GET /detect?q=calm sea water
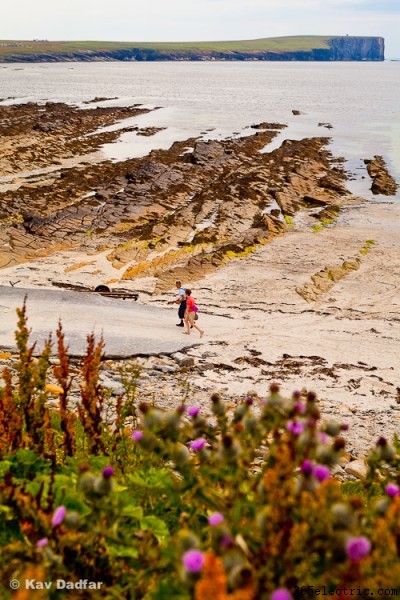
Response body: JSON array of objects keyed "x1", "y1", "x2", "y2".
[{"x1": 1, "y1": 62, "x2": 399, "y2": 197}]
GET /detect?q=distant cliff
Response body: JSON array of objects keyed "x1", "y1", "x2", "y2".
[
  {"x1": 328, "y1": 37, "x2": 384, "y2": 61},
  {"x1": 0, "y1": 36, "x2": 384, "y2": 62}
]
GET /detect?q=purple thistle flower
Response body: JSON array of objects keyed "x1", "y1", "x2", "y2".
[
  {"x1": 346, "y1": 536, "x2": 371, "y2": 561},
  {"x1": 286, "y1": 420, "x2": 304, "y2": 436},
  {"x1": 386, "y1": 483, "x2": 400, "y2": 497},
  {"x1": 221, "y1": 534, "x2": 234, "y2": 548},
  {"x1": 102, "y1": 466, "x2": 114, "y2": 479},
  {"x1": 300, "y1": 460, "x2": 313, "y2": 477},
  {"x1": 314, "y1": 464, "x2": 330, "y2": 482},
  {"x1": 319, "y1": 432, "x2": 328, "y2": 444},
  {"x1": 294, "y1": 402, "x2": 306, "y2": 415},
  {"x1": 190, "y1": 437, "x2": 206, "y2": 451},
  {"x1": 51, "y1": 505, "x2": 67, "y2": 527},
  {"x1": 182, "y1": 549, "x2": 205, "y2": 572},
  {"x1": 208, "y1": 512, "x2": 224, "y2": 526},
  {"x1": 271, "y1": 589, "x2": 293, "y2": 600},
  {"x1": 37, "y1": 538, "x2": 48, "y2": 548},
  {"x1": 188, "y1": 406, "x2": 200, "y2": 417},
  {"x1": 132, "y1": 430, "x2": 143, "y2": 441}
]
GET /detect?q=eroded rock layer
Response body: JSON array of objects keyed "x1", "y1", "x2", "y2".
[
  {"x1": 0, "y1": 103, "x2": 350, "y2": 287},
  {"x1": 364, "y1": 155, "x2": 398, "y2": 196}
]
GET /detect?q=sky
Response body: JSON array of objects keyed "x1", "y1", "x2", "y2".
[{"x1": 3, "y1": 0, "x2": 400, "y2": 57}]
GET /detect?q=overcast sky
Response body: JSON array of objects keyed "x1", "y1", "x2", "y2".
[{"x1": 3, "y1": 0, "x2": 400, "y2": 57}]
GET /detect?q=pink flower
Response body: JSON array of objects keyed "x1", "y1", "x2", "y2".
[
  {"x1": 314, "y1": 464, "x2": 330, "y2": 482},
  {"x1": 286, "y1": 420, "x2": 304, "y2": 435},
  {"x1": 51, "y1": 505, "x2": 66, "y2": 527},
  {"x1": 319, "y1": 432, "x2": 328, "y2": 444},
  {"x1": 300, "y1": 460, "x2": 313, "y2": 477},
  {"x1": 271, "y1": 589, "x2": 293, "y2": 600},
  {"x1": 221, "y1": 534, "x2": 234, "y2": 548},
  {"x1": 37, "y1": 538, "x2": 48, "y2": 548},
  {"x1": 102, "y1": 466, "x2": 114, "y2": 479},
  {"x1": 190, "y1": 438, "x2": 206, "y2": 451},
  {"x1": 208, "y1": 512, "x2": 224, "y2": 526},
  {"x1": 385, "y1": 483, "x2": 400, "y2": 497},
  {"x1": 294, "y1": 402, "x2": 306, "y2": 415},
  {"x1": 182, "y1": 549, "x2": 204, "y2": 572},
  {"x1": 132, "y1": 430, "x2": 143, "y2": 441},
  {"x1": 188, "y1": 406, "x2": 200, "y2": 417},
  {"x1": 346, "y1": 536, "x2": 371, "y2": 561}
]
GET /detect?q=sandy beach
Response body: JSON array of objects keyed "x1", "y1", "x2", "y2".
[{"x1": 0, "y1": 99, "x2": 399, "y2": 454}]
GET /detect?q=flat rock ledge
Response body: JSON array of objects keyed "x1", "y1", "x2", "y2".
[{"x1": 0, "y1": 286, "x2": 233, "y2": 357}]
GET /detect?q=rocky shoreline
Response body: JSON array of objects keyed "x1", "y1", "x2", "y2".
[{"x1": 0, "y1": 100, "x2": 399, "y2": 457}]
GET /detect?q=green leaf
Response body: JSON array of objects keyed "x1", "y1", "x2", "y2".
[
  {"x1": 140, "y1": 516, "x2": 169, "y2": 543},
  {"x1": 128, "y1": 468, "x2": 172, "y2": 490},
  {"x1": 121, "y1": 505, "x2": 143, "y2": 520},
  {"x1": 0, "y1": 461, "x2": 12, "y2": 477},
  {"x1": 0, "y1": 505, "x2": 12, "y2": 516},
  {"x1": 109, "y1": 545, "x2": 139, "y2": 559},
  {"x1": 113, "y1": 482, "x2": 128, "y2": 493}
]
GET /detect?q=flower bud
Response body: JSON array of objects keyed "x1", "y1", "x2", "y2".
[
  {"x1": 144, "y1": 409, "x2": 164, "y2": 429},
  {"x1": 316, "y1": 445, "x2": 337, "y2": 466},
  {"x1": 243, "y1": 413, "x2": 258, "y2": 432},
  {"x1": 211, "y1": 394, "x2": 226, "y2": 416},
  {"x1": 307, "y1": 391, "x2": 317, "y2": 403},
  {"x1": 172, "y1": 443, "x2": 190, "y2": 467},
  {"x1": 177, "y1": 529, "x2": 199, "y2": 552},
  {"x1": 325, "y1": 420, "x2": 341, "y2": 437},
  {"x1": 234, "y1": 404, "x2": 248, "y2": 422},
  {"x1": 94, "y1": 474, "x2": 113, "y2": 496},
  {"x1": 78, "y1": 472, "x2": 96, "y2": 495},
  {"x1": 265, "y1": 385, "x2": 284, "y2": 408},
  {"x1": 139, "y1": 431, "x2": 158, "y2": 451},
  {"x1": 378, "y1": 443, "x2": 395, "y2": 461},
  {"x1": 333, "y1": 437, "x2": 346, "y2": 452},
  {"x1": 164, "y1": 411, "x2": 181, "y2": 429},
  {"x1": 64, "y1": 511, "x2": 80, "y2": 529},
  {"x1": 331, "y1": 503, "x2": 355, "y2": 529},
  {"x1": 374, "y1": 497, "x2": 390, "y2": 515},
  {"x1": 218, "y1": 435, "x2": 241, "y2": 462}
]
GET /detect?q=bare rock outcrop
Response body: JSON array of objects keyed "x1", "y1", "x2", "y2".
[
  {"x1": 0, "y1": 102, "x2": 350, "y2": 287},
  {"x1": 364, "y1": 155, "x2": 398, "y2": 195}
]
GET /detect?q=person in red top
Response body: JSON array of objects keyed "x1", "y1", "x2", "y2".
[{"x1": 184, "y1": 289, "x2": 204, "y2": 338}]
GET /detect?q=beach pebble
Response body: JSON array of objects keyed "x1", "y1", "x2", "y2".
[{"x1": 344, "y1": 459, "x2": 368, "y2": 480}]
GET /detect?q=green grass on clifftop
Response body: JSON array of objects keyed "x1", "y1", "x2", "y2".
[{"x1": 0, "y1": 35, "x2": 337, "y2": 58}]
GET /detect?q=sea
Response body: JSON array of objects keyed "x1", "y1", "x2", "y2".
[{"x1": 0, "y1": 61, "x2": 399, "y2": 199}]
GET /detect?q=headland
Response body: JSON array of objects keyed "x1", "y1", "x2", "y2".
[{"x1": 0, "y1": 35, "x2": 384, "y2": 62}]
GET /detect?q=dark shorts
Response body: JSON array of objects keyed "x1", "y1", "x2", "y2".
[{"x1": 178, "y1": 300, "x2": 186, "y2": 319}]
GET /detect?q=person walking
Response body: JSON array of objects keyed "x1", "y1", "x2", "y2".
[
  {"x1": 175, "y1": 280, "x2": 186, "y2": 327},
  {"x1": 184, "y1": 289, "x2": 204, "y2": 338}
]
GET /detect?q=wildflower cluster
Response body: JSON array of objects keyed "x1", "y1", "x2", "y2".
[{"x1": 0, "y1": 309, "x2": 399, "y2": 598}]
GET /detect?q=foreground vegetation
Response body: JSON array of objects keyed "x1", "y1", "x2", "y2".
[{"x1": 0, "y1": 305, "x2": 399, "y2": 598}]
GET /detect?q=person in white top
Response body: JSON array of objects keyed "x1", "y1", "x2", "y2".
[{"x1": 175, "y1": 280, "x2": 186, "y2": 327}]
